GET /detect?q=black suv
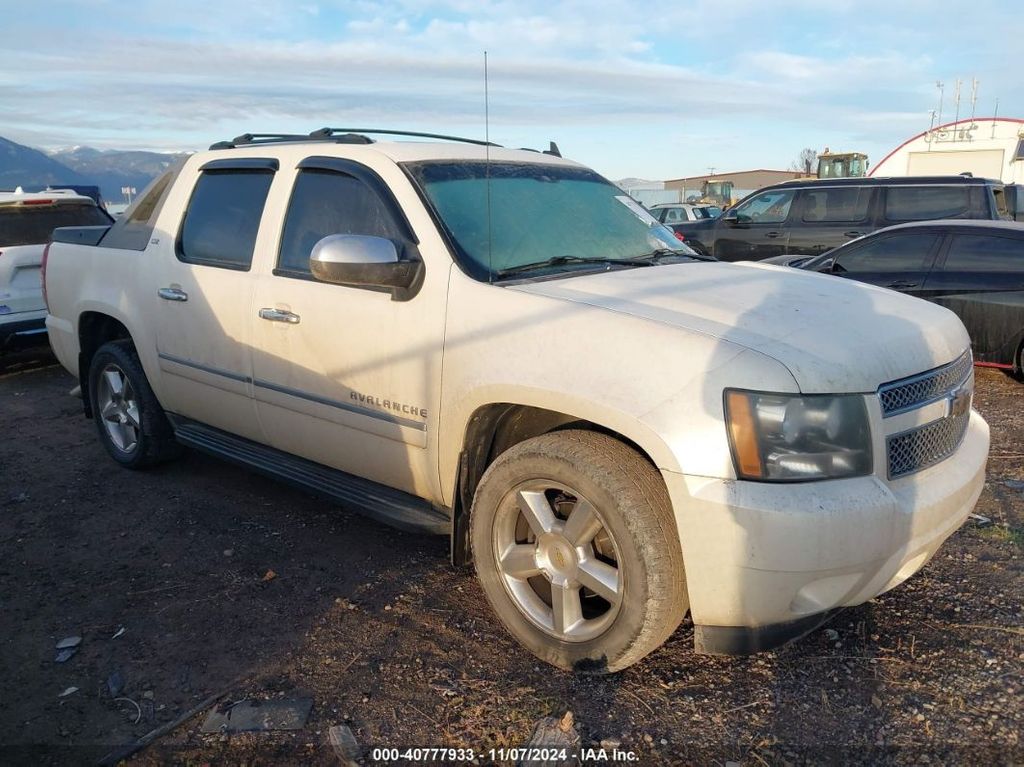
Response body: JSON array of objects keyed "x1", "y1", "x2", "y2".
[{"x1": 671, "y1": 176, "x2": 1010, "y2": 261}]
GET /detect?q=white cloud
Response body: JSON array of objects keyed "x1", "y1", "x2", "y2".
[{"x1": 0, "y1": 0, "x2": 1021, "y2": 178}]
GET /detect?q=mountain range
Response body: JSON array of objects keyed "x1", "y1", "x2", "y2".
[{"x1": 0, "y1": 136, "x2": 186, "y2": 204}]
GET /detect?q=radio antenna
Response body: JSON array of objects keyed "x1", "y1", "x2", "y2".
[{"x1": 484, "y1": 51, "x2": 494, "y2": 282}]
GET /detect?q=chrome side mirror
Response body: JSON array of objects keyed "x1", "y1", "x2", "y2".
[{"x1": 309, "y1": 235, "x2": 422, "y2": 297}]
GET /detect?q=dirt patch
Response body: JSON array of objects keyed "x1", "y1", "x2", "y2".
[{"x1": 0, "y1": 350, "x2": 1020, "y2": 765}]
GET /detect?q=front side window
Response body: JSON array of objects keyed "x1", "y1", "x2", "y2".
[
  {"x1": 732, "y1": 189, "x2": 795, "y2": 224},
  {"x1": 885, "y1": 186, "x2": 970, "y2": 221},
  {"x1": 801, "y1": 187, "x2": 872, "y2": 223},
  {"x1": 277, "y1": 169, "x2": 404, "y2": 275},
  {"x1": 944, "y1": 233, "x2": 1024, "y2": 273},
  {"x1": 178, "y1": 170, "x2": 273, "y2": 270},
  {"x1": 404, "y1": 161, "x2": 690, "y2": 280},
  {"x1": 833, "y1": 233, "x2": 939, "y2": 273}
]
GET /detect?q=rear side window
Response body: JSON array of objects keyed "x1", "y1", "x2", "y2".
[
  {"x1": 834, "y1": 233, "x2": 939, "y2": 273},
  {"x1": 943, "y1": 234, "x2": 1024, "y2": 273},
  {"x1": 661, "y1": 207, "x2": 688, "y2": 223},
  {"x1": 801, "y1": 187, "x2": 872, "y2": 223},
  {"x1": 885, "y1": 186, "x2": 970, "y2": 221},
  {"x1": 277, "y1": 169, "x2": 404, "y2": 276},
  {"x1": 102, "y1": 158, "x2": 185, "y2": 251},
  {"x1": 0, "y1": 203, "x2": 110, "y2": 247},
  {"x1": 178, "y1": 170, "x2": 273, "y2": 270}
]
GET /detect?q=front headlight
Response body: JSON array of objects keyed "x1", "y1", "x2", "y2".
[{"x1": 724, "y1": 389, "x2": 872, "y2": 481}]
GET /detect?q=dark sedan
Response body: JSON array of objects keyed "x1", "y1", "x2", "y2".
[{"x1": 763, "y1": 220, "x2": 1024, "y2": 375}]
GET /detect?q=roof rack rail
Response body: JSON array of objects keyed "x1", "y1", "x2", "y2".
[
  {"x1": 308, "y1": 128, "x2": 500, "y2": 147},
  {"x1": 209, "y1": 133, "x2": 315, "y2": 150},
  {"x1": 208, "y1": 128, "x2": 532, "y2": 151}
]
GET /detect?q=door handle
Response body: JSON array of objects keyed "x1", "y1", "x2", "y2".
[
  {"x1": 765, "y1": 231, "x2": 782, "y2": 239},
  {"x1": 844, "y1": 231, "x2": 864, "y2": 238},
  {"x1": 886, "y1": 281, "x2": 917, "y2": 290},
  {"x1": 259, "y1": 308, "x2": 300, "y2": 324},
  {"x1": 157, "y1": 287, "x2": 188, "y2": 302}
]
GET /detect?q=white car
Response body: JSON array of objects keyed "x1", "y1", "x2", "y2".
[
  {"x1": 0, "y1": 188, "x2": 111, "y2": 350},
  {"x1": 42, "y1": 130, "x2": 989, "y2": 671},
  {"x1": 649, "y1": 202, "x2": 721, "y2": 224}
]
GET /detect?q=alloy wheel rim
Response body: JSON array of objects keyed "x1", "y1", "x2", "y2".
[
  {"x1": 97, "y1": 363, "x2": 140, "y2": 453},
  {"x1": 493, "y1": 481, "x2": 623, "y2": 643}
]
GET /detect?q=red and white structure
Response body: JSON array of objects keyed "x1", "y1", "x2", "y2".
[{"x1": 870, "y1": 117, "x2": 1024, "y2": 184}]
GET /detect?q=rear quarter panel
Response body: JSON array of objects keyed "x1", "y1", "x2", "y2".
[{"x1": 44, "y1": 241, "x2": 156, "y2": 382}]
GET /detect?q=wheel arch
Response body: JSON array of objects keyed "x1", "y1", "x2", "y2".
[
  {"x1": 77, "y1": 310, "x2": 134, "y2": 417},
  {"x1": 448, "y1": 398, "x2": 677, "y2": 565}
]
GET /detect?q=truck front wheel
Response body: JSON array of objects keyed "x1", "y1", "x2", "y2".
[
  {"x1": 88, "y1": 340, "x2": 181, "y2": 469},
  {"x1": 470, "y1": 430, "x2": 688, "y2": 672}
]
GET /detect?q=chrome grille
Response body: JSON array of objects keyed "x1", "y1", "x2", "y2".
[
  {"x1": 887, "y1": 410, "x2": 971, "y2": 479},
  {"x1": 878, "y1": 352, "x2": 973, "y2": 417}
]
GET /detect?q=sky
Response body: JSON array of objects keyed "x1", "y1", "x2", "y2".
[{"x1": 1, "y1": 0, "x2": 1021, "y2": 180}]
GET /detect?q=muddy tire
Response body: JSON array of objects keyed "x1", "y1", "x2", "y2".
[
  {"x1": 470, "y1": 429, "x2": 688, "y2": 673},
  {"x1": 88, "y1": 340, "x2": 182, "y2": 469}
]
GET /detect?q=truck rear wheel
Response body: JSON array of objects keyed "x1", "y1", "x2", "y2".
[
  {"x1": 470, "y1": 430, "x2": 688, "y2": 672},
  {"x1": 88, "y1": 340, "x2": 181, "y2": 469}
]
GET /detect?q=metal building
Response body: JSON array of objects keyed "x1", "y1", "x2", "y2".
[{"x1": 870, "y1": 117, "x2": 1024, "y2": 184}]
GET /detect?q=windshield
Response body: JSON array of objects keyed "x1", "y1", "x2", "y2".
[{"x1": 404, "y1": 161, "x2": 693, "y2": 280}]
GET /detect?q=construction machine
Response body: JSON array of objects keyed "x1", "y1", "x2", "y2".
[
  {"x1": 817, "y1": 150, "x2": 869, "y2": 179},
  {"x1": 696, "y1": 179, "x2": 734, "y2": 207}
]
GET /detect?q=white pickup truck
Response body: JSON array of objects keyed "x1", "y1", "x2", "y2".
[{"x1": 43, "y1": 129, "x2": 989, "y2": 672}]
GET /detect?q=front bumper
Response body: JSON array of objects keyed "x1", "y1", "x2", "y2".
[{"x1": 663, "y1": 410, "x2": 989, "y2": 653}]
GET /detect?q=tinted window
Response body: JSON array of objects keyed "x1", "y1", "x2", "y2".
[
  {"x1": 178, "y1": 170, "x2": 273, "y2": 269},
  {"x1": 834, "y1": 233, "x2": 939, "y2": 273},
  {"x1": 733, "y1": 189, "x2": 795, "y2": 224},
  {"x1": 802, "y1": 187, "x2": 872, "y2": 222},
  {"x1": 885, "y1": 186, "x2": 970, "y2": 221},
  {"x1": 277, "y1": 170, "x2": 404, "y2": 275},
  {"x1": 0, "y1": 203, "x2": 111, "y2": 247},
  {"x1": 944, "y1": 233, "x2": 1024, "y2": 273}
]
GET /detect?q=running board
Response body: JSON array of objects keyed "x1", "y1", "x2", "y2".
[{"x1": 169, "y1": 417, "x2": 450, "y2": 535}]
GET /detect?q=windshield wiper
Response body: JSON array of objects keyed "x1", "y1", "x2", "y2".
[
  {"x1": 631, "y1": 247, "x2": 716, "y2": 263},
  {"x1": 496, "y1": 255, "x2": 653, "y2": 279}
]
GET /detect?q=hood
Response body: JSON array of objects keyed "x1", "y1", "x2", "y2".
[
  {"x1": 509, "y1": 261, "x2": 970, "y2": 393},
  {"x1": 670, "y1": 217, "x2": 716, "y2": 232}
]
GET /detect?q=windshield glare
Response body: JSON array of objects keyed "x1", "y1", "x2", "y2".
[{"x1": 405, "y1": 161, "x2": 693, "y2": 280}]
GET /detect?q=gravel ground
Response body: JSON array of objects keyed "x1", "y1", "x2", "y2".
[{"x1": 0, "y1": 347, "x2": 1020, "y2": 766}]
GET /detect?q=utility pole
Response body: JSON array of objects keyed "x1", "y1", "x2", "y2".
[{"x1": 953, "y1": 78, "x2": 962, "y2": 140}]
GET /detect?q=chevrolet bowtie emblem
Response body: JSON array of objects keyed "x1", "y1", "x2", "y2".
[{"x1": 947, "y1": 385, "x2": 972, "y2": 419}]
